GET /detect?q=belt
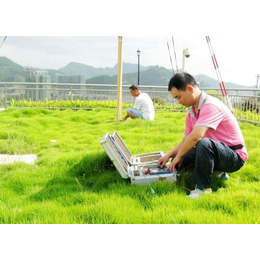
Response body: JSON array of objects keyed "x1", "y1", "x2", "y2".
[{"x1": 229, "y1": 144, "x2": 243, "y2": 150}]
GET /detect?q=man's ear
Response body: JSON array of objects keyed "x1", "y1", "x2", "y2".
[{"x1": 187, "y1": 85, "x2": 194, "y2": 93}]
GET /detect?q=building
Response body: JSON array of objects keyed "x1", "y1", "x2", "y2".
[
  {"x1": 57, "y1": 75, "x2": 86, "y2": 84},
  {"x1": 25, "y1": 70, "x2": 52, "y2": 101}
]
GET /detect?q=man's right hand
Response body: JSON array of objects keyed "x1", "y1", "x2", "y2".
[{"x1": 158, "y1": 155, "x2": 170, "y2": 168}]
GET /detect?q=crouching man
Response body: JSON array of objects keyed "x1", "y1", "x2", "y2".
[{"x1": 158, "y1": 72, "x2": 248, "y2": 199}]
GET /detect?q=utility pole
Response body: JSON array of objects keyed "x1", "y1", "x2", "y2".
[
  {"x1": 117, "y1": 36, "x2": 123, "y2": 121},
  {"x1": 137, "y1": 49, "x2": 141, "y2": 85},
  {"x1": 182, "y1": 48, "x2": 190, "y2": 72}
]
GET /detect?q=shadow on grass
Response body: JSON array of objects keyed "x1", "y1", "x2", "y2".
[
  {"x1": 28, "y1": 152, "x2": 227, "y2": 206},
  {"x1": 28, "y1": 152, "x2": 127, "y2": 203}
]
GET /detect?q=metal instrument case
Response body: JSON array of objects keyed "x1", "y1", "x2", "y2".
[{"x1": 100, "y1": 132, "x2": 177, "y2": 185}]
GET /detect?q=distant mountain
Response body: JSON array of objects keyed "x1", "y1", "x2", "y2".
[
  {"x1": 85, "y1": 75, "x2": 117, "y2": 84},
  {"x1": 59, "y1": 62, "x2": 149, "y2": 79},
  {"x1": 86, "y1": 67, "x2": 249, "y2": 88},
  {"x1": 0, "y1": 56, "x2": 25, "y2": 82},
  {"x1": 86, "y1": 66, "x2": 173, "y2": 86},
  {"x1": 124, "y1": 65, "x2": 173, "y2": 86},
  {"x1": 195, "y1": 74, "x2": 247, "y2": 89},
  {"x1": 0, "y1": 56, "x2": 251, "y2": 89}
]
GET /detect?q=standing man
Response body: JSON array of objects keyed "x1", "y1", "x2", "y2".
[
  {"x1": 158, "y1": 72, "x2": 248, "y2": 198},
  {"x1": 121, "y1": 85, "x2": 155, "y2": 121}
]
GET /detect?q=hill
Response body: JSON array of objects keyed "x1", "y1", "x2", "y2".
[
  {"x1": 85, "y1": 65, "x2": 173, "y2": 85},
  {"x1": 124, "y1": 65, "x2": 173, "y2": 86},
  {"x1": 195, "y1": 74, "x2": 247, "y2": 89},
  {"x1": 59, "y1": 62, "x2": 149, "y2": 79},
  {"x1": 86, "y1": 67, "x2": 248, "y2": 88},
  {"x1": 0, "y1": 56, "x2": 250, "y2": 88},
  {"x1": 0, "y1": 56, "x2": 26, "y2": 82}
]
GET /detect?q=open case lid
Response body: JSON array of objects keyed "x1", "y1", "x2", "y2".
[
  {"x1": 111, "y1": 131, "x2": 164, "y2": 165},
  {"x1": 100, "y1": 133, "x2": 130, "y2": 179},
  {"x1": 111, "y1": 131, "x2": 132, "y2": 163}
]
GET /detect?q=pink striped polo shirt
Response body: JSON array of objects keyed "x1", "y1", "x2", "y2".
[{"x1": 184, "y1": 91, "x2": 248, "y2": 162}]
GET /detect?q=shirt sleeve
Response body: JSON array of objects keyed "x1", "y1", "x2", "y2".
[
  {"x1": 184, "y1": 113, "x2": 193, "y2": 137},
  {"x1": 195, "y1": 103, "x2": 224, "y2": 130}
]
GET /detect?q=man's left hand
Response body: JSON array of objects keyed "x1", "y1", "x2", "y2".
[{"x1": 166, "y1": 156, "x2": 183, "y2": 172}]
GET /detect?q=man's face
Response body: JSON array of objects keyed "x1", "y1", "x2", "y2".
[
  {"x1": 130, "y1": 89, "x2": 139, "y2": 97},
  {"x1": 170, "y1": 85, "x2": 194, "y2": 107}
]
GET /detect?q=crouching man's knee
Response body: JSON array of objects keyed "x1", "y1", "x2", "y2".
[{"x1": 196, "y1": 138, "x2": 213, "y2": 151}]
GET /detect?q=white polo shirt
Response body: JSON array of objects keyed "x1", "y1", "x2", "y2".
[{"x1": 133, "y1": 92, "x2": 155, "y2": 121}]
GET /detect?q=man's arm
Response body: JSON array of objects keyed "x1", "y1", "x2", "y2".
[
  {"x1": 167, "y1": 126, "x2": 209, "y2": 172},
  {"x1": 158, "y1": 139, "x2": 185, "y2": 168}
]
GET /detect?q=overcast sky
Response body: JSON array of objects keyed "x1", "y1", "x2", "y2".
[{"x1": 1, "y1": 36, "x2": 259, "y2": 86}]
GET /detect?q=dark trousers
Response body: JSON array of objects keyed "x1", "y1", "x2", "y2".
[{"x1": 179, "y1": 138, "x2": 245, "y2": 190}]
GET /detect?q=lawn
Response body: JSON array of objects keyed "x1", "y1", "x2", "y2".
[{"x1": 0, "y1": 108, "x2": 259, "y2": 224}]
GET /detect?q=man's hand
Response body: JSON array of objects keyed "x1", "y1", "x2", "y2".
[
  {"x1": 158, "y1": 154, "x2": 170, "y2": 168},
  {"x1": 166, "y1": 156, "x2": 183, "y2": 172}
]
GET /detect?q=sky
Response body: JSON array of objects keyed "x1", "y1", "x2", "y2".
[{"x1": 1, "y1": 36, "x2": 260, "y2": 87}]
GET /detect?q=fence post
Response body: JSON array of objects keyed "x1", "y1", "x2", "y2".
[
  {"x1": 4, "y1": 84, "x2": 7, "y2": 109},
  {"x1": 70, "y1": 85, "x2": 73, "y2": 108}
]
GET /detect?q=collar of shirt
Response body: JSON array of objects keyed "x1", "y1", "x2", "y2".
[{"x1": 188, "y1": 91, "x2": 207, "y2": 120}]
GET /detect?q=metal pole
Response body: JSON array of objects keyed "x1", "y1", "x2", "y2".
[
  {"x1": 117, "y1": 36, "x2": 123, "y2": 121},
  {"x1": 0, "y1": 36, "x2": 7, "y2": 49},
  {"x1": 205, "y1": 36, "x2": 233, "y2": 112},
  {"x1": 138, "y1": 54, "x2": 140, "y2": 85},
  {"x1": 172, "y1": 36, "x2": 178, "y2": 72},
  {"x1": 166, "y1": 38, "x2": 174, "y2": 75},
  {"x1": 137, "y1": 49, "x2": 141, "y2": 85},
  {"x1": 182, "y1": 48, "x2": 190, "y2": 73}
]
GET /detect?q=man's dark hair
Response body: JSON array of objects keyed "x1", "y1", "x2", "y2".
[
  {"x1": 129, "y1": 85, "x2": 139, "y2": 91},
  {"x1": 168, "y1": 72, "x2": 198, "y2": 91}
]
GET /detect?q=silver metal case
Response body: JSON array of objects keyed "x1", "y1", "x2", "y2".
[{"x1": 100, "y1": 132, "x2": 177, "y2": 185}]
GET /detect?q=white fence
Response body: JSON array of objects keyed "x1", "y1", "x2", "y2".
[{"x1": 0, "y1": 82, "x2": 259, "y2": 124}]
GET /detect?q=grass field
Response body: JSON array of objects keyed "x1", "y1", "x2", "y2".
[{"x1": 0, "y1": 108, "x2": 259, "y2": 224}]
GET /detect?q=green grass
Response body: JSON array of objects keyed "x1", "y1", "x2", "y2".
[
  {"x1": 0, "y1": 108, "x2": 259, "y2": 224},
  {"x1": 10, "y1": 98, "x2": 186, "y2": 111}
]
